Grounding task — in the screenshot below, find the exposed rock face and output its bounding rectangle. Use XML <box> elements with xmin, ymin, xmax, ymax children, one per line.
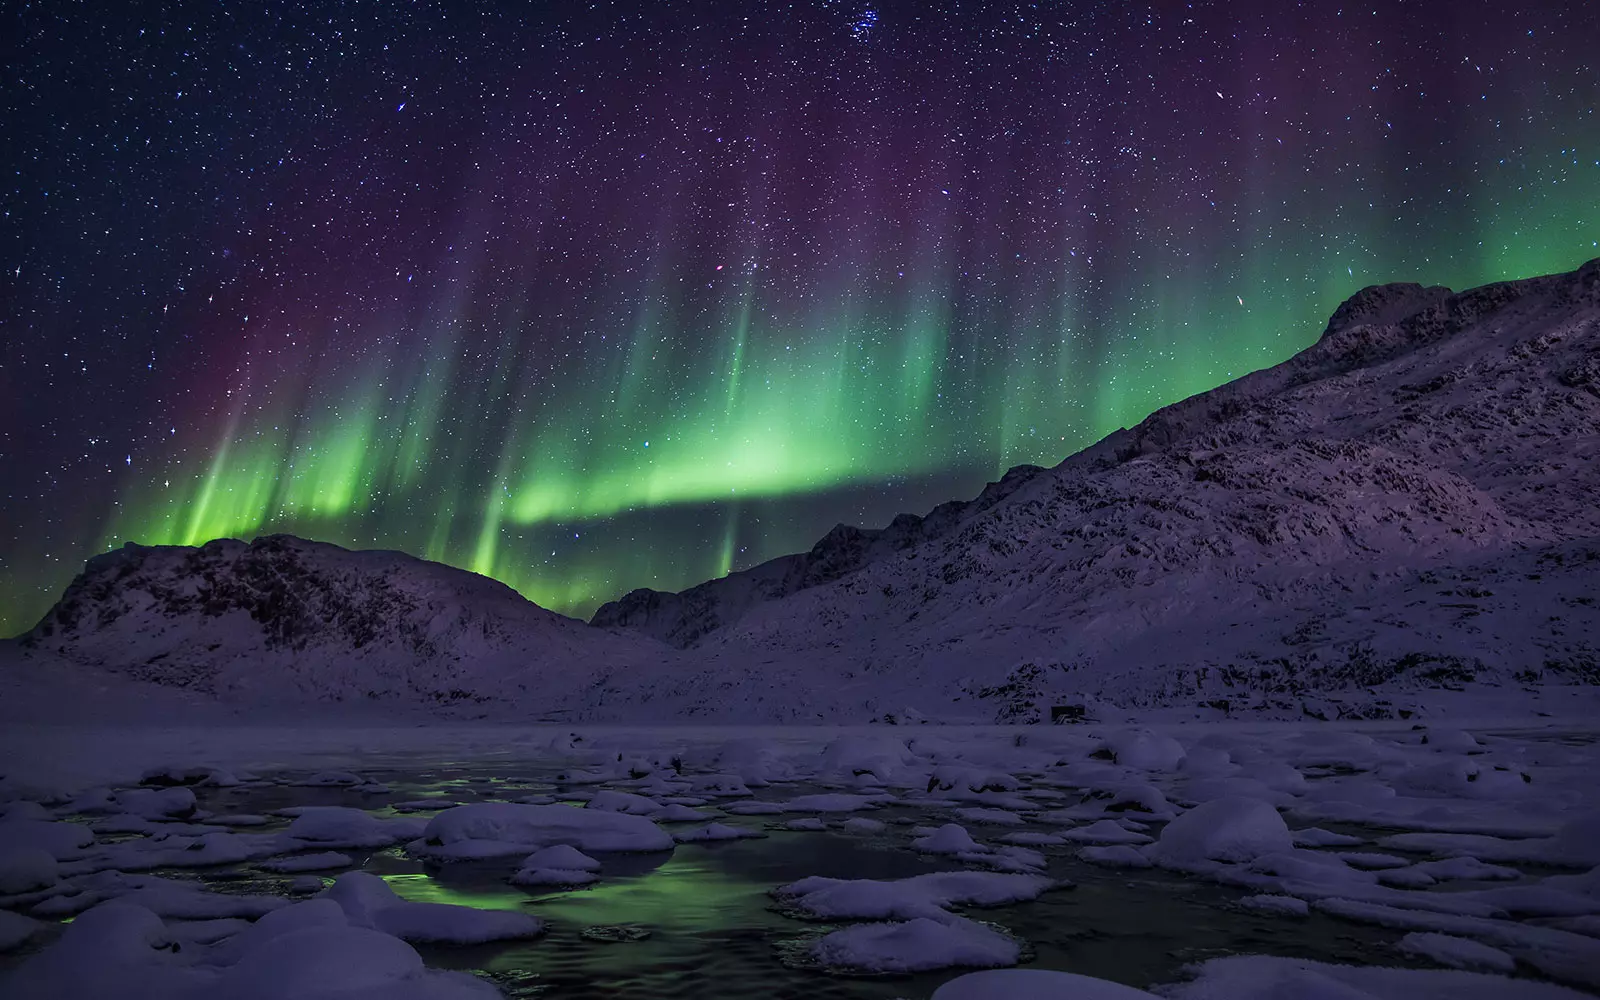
<box><xmin>23</xmin><ymin>534</ymin><xmax>664</xmax><ymax>708</ymax></box>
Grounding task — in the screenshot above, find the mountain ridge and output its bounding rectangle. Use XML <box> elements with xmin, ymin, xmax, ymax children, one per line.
<box><xmin>13</xmin><ymin>257</ymin><xmax>1600</xmax><ymax>722</ymax></box>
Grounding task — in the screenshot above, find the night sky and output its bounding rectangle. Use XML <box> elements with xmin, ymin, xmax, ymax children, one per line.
<box><xmin>3</xmin><ymin>1</ymin><xmax>1597</xmax><ymax>636</ymax></box>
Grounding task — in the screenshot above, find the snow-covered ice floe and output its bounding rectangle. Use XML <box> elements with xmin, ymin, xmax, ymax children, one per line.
<box><xmin>1</xmin><ymin>719</ymin><xmax>1598</xmax><ymax>996</ymax></box>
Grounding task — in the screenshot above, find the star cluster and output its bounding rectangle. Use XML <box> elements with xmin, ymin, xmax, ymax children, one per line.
<box><xmin>2</xmin><ymin>1</ymin><xmax>1596</xmax><ymax>634</ymax></box>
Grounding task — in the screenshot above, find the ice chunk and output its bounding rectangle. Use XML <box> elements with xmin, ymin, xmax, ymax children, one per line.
<box><xmin>1148</xmin><ymin>797</ymin><xmax>1292</xmax><ymax>866</ymax></box>
<box><xmin>284</xmin><ymin>806</ymin><xmax>425</xmax><ymax>848</ymax></box>
<box><xmin>934</xmin><ymin>968</ymin><xmax>1159</xmax><ymax>998</ymax></box>
<box><xmin>650</xmin><ymin>803</ymin><xmax>712</xmax><ymax>822</ymax></box>
<box><xmin>913</xmin><ymin>823</ymin><xmax>983</xmax><ymax>854</ymax></box>
<box><xmin>1399</xmin><ymin>932</ymin><xmax>1516</xmax><ymax>972</ymax></box>
<box><xmin>818</xmin><ymin>735</ymin><xmax>920</xmax><ymax>784</ymax></box>
<box><xmin>775</xmin><ymin>870</ymin><xmax>1056</xmax><ymax>921</ymax></box>
<box><xmin>0</xmin><ymin>909</ymin><xmax>43</xmax><ymax>952</ymax></box>
<box><xmin>1078</xmin><ymin>845</ymin><xmax>1154</xmax><ymax>869</ymax></box>
<box><xmin>215</xmin><ymin>923</ymin><xmax>498</xmax><ymax>999</ymax></box>
<box><xmin>1097</xmin><ymin>729</ymin><xmax>1186</xmax><ymax>771</ymax></box>
<box><xmin>324</xmin><ymin>871</ymin><xmax>544</xmax><ymax>944</ymax></box>
<box><xmin>0</xmin><ymin>847</ymin><xmax>58</xmax><ymax>893</ymax></box>
<box><xmin>584</xmin><ymin>790</ymin><xmax>663</xmax><ymax>815</ymax></box>
<box><xmin>1238</xmin><ymin>894</ymin><xmax>1310</xmax><ymax>916</ymax></box>
<box><xmin>111</xmin><ymin>787</ymin><xmax>198</xmax><ymax>819</ymax></box>
<box><xmin>0</xmin><ymin>819</ymin><xmax>93</xmax><ymax>859</ymax></box>
<box><xmin>520</xmin><ymin>844</ymin><xmax>602</xmax><ymax>872</ymax></box>
<box><xmin>0</xmin><ymin>901</ymin><xmax>208</xmax><ymax>996</ymax></box>
<box><xmin>1420</xmin><ymin>729</ymin><xmax>1482</xmax><ymax>753</ymax></box>
<box><xmin>1060</xmin><ymin>819</ymin><xmax>1154</xmax><ymax>845</ymax></box>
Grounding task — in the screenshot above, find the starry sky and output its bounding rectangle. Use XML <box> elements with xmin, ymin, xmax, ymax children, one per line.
<box><xmin>2</xmin><ymin>1</ymin><xmax>1597</xmax><ymax>636</ymax></box>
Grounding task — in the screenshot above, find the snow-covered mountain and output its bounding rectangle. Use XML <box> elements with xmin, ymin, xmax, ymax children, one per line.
<box><xmin>14</xmin><ymin>258</ymin><xmax>1600</xmax><ymax>722</ymax></box>
<box><xmin>19</xmin><ymin>534</ymin><xmax>668</xmax><ymax>712</ymax></box>
<box><xmin>587</xmin><ymin>258</ymin><xmax>1600</xmax><ymax>720</ymax></box>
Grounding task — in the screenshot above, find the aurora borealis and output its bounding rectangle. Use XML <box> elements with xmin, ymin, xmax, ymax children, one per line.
<box><xmin>2</xmin><ymin>2</ymin><xmax>1597</xmax><ymax>636</ymax></box>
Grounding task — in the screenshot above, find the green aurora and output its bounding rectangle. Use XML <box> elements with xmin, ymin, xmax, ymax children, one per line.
<box><xmin>3</xmin><ymin>1</ymin><xmax>1597</xmax><ymax>636</ymax></box>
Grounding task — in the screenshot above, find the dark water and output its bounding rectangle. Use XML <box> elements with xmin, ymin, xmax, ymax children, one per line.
<box><xmin>119</xmin><ymin>763</ymin><xmax>1429</xmax><ymax>999</ymax></box>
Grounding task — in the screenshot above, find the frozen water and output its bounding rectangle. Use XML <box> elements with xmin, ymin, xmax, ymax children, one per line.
<box><xmin>1</xmin><ymin>719</ymin><xmax>1597</xmax><ymax>998</ymax></box>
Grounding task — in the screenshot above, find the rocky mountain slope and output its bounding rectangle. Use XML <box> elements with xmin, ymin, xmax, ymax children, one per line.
<box><xmin>13</xmin><ymin>259</ymin><xmax>1600</xmax><ymax>722</ymax></box>
<box><xmin>587</xmin><ymin>258</ymin><xmax>1600</xmax><ymax>720</ymax></box>
<box><xmin>19</xmin><ymin>534</ymin><xmax>668</xmax><ymax>711</ymax></box>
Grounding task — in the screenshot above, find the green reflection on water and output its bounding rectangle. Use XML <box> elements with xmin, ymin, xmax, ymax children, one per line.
<box><xmin>379</xmin><ymin>850</ymin><xmax>772</xmax><ymax>932</ymax></box>
<box><xmin>381</xmin><ymin>873</ymin><xmax>542</xmax><ymax>913</ymax></box>
<box><xmin>522</xmin><ymin>854</ymin><xmax>771</xmax><ymax>932</ymax></box>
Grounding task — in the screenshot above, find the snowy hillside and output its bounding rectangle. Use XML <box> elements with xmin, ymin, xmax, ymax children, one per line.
<box><xmin>12</xmin><ymin>259</ymin><xmax>1600</xmax><ymax>722</ymax></box>
<box><xmin>18</xmin><ymin>535</ymin><xmax>668</xmax><ymax>711</ymax></box>
<box><xmin>589</xmin><ymin>258</ymin><xmax>1600</xmax><ymax>721</ymax></box>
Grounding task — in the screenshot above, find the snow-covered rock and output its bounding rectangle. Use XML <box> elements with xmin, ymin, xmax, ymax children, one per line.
<box><xmin>0</xmin><ymin>897</ymin><xmax>500</xmax><ymax>1000</ymax></box>
<box><xmin>22</xmin><ymin>533</ymin><xmax>667</xmax><ymax>709</ymax></box>
<box><xmin>0</xmin><ymin>819</ymin><xmax>93</xmax><ymax>859</ymax></box>
<box><xmin>774</xmin><ymin>870</ymin><xmax>1056</xmax><ymax>921</ymax></box>
<box><xmin>0</xmin><ymin>909</ymin><xmax>43</xmax><ymax>952</ymax></box>
<box><xmin>1148</xmin><ymin>797</ymin><xmax>1292</xmax><ymax>866</ymax></box>
<box><xmin>284</xmin><ymin>807</ymin><xmax>423</xmax><ymax>848</ymax></box>
<box><xmin>518</xmin><ymin>844</ymin><xmax>601</xmax><ymax>872</ymax></box>
<box><xmin>934</xmin><ymin>969</ymin><xmax>1160</xmax><ymax>999</ymax></box>
<box><xmin>0</xmin><ymin>847</ymin><xmax>58</xmax><ymax>893</ymax></box>
<box><xmin>322</xmin><ymin>871</ymin><xmax>544</xmax><ymax>944</ymax></box>
<box><xmin>913</xmin><ymin>823</ymin><xmax>984</xmax><ymax>854</ymax></box>
<box><xmin>1399</xmin><ymin>932</ymin><xmax>1516</xmax><ymax>972</ymax></box>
